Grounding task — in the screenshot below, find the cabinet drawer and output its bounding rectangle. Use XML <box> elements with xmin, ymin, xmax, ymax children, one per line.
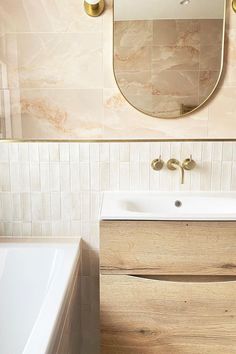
<box><xmin>100</xmin><ymin>221</ymin><xmax>236</xmax><ymax>275</ymax></box>
<box><xmin>101</xmin><ymin>275</ymin><xmax>236</xmax><ymax>354</ymax></box>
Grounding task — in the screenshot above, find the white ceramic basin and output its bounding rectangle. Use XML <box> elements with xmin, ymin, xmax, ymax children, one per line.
<box><xmin>100</xmin><ymin>192</ymin><xmax>236</xmax><ymax>221</ymax></box>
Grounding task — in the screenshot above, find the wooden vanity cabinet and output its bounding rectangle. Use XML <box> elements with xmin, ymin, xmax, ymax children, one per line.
<box><xmin>100</xmin><ymin>221</ymin><xmax>236</xmax><ymax>354</ymax></box>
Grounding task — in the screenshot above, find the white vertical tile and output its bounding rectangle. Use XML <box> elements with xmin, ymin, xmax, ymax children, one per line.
<box><xmin>30</xmin><ymin>163</ymin><xmax>41</xmax><ymax>191</ymax></box>
<box><xmin>31</xmin><ymin>193</ymin><xmax>42</xmax><ymax>221</ymax></box>
<box><xmin>211</xmin><ymin>162</ymin><xmax>222</xmax><ymax>191</ymax></box>
<box><xmin>60</xmin><ymin>144</ymin><xmax>70</xmax><ymax>161</ymax></box>
<box><xmin>40</xmin><ymin>162</ymin><xmax>50</xmax><ymax>192</ymax></box>
<box><xmin>0</xmin><ymin>163</ymin><xmax>10</xmax><ymax>191</ymax></box>
<box><xmin>212</xmin><ymin>142</ymin><xmax>223</xmax><ymax>161</ymax></box>
<box><xmin>80</xmin><ymin>163</ymin><xmax>90</xmax><ymax>191</ymax></box>
<box><xmin>90</xmin><ymin>144</ymin><xmax>100</xmax><ymax>163</ymax></box>
<box><xmin>29</xmin><ymin>144</ymin><xmax>39</xmax><ymax>162</ymax></box>
<box><xmin>119</xmin><ymin>162</ymin><xmax>130</xmax><ymax>190</ymax></box>
<box><xmin>0</xmin><ymin>143</ymin><xmax>9</xmax><ymax>162</ymax></box>
<box><xmin>60</xmin><ymin>162</ymin><xmax>71</xmax><ymax>192</ymax></box>
<box><xmin>49</xmin><ymin>143</ymin><xmax>60</xmax><ymax>161</ymax></box>
<box><xmin>222</xmin><ymin>142</ymin><xmax>233</xmax><ymax>161</ymax></box>
<box><xmin>70</xmin><ymin>163</ymin><xmax>80</xmax><ymax>192</ymax></box>
<box><xmin>50</xmin><ymin>192</ymin><xmax>61</xmax><ymax>220</ymax></box>
<box><xmin>80</xmin><ymin>144</ymin><xmax>90</xmax><ymax>162</ymax></box>
<box><xmin>49</xmin><ymin>162</ymin><xmax>60</xmax><ymax>192</ymax></box>
<box><xmin>100</xmin><ymin>162</ymin><xmax>110</xmax><ymax>191</ymax></box>
<box><xmin>221</xmin><ymin>162</ymin><xmax>232</xmax><ymax>191</ymax></box>
<box><xmin>9</xmin><ymin>144</ymin><xmax>19</xmax><ymax>161</ymax></box>
<box><xmin>21</xmin><ymin>193</ymin><xmax>31</xmax><ymax>221</ymax></box>
<box><xmin>10</xmin><ymin>162</ymin><xmax>20</xmax><ymax>192</ymax></box>
<box><xmin>12</xmin><ymin>193</ymin><xmax>21</xmax><ymax>221</ymax></box>
<box><xmin>19</xmin><ymin>162</ymin><xmax>30</xmax><ymax>192</ymax></box>
<box><xmin>119</xmin><ymin>143</ymin><xmax>130</xmax><ymax>162</ymax></box>
<box><xmin>39</xmin><ymin>144</ymin><xmax>50</xmax><ymax>162</ymax></box>
<box><xmin>100</xmin><ymin>143</ymin><xmax>109</xmax><ymax>162</ymax></box>
<box><xmin>18</xmin><ymin>144</ymin><xmax>29</xmax><ymax>161</ymax></box>
<box><xmin>69</xmin><ymin>144</ymin><xmax>80</xmax><ymax>162</ymax></box>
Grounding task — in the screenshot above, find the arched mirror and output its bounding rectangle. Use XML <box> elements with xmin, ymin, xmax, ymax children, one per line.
<box><xmin>113</xmin><ymin>0</ymin><xmax>226</xmax><ymax>119</ymax></box>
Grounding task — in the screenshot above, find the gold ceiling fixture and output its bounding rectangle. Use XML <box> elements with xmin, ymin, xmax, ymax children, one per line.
<box><xmin>84</xmin><ymin>0</ymin><xmax>105</xmax><ymax>17</ymax></box>
<box><xmin>233</xmin><ymin>0</ymin><xmax>236</xmax><ymax>13</ymax></box>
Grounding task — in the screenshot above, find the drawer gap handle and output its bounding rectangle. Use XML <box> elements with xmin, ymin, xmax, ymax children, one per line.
<box><xmin>131</xmin><ymin>275</ymin><xmax>236</xmax><ymax>283</ymax></box>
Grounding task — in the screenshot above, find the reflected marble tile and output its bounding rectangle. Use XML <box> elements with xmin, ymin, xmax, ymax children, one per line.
<box><xmin>199</xmin><ymin>71</ymin><xmax>220</xmax><ymax>103</ymax></box>
<box><xmin>152</xmin><ymin>70</ymin><xmax>199</xmax><ymax>98</ymax></box>
<box><xmin>2</xmin><ymin>33</ymin><xmax>102</xmax><ymax>89</ymax></box>
<box><xmin>176</xmin><ymin>20</ymin><xmax>200</xmax><ymax>48</ymax></box>
<box><xmin>115</xmin><ymin>71</ymin><xmax>152</xmax><ymax>97</ymax></box>
<box><xmin>114</xmin><ymin>46</ymin><xmax>151</xmax><ymax>72</ymax></box>
<box><xmin>114</xmin><ymin>20</ymin><xmax>153</xmax><ymax>48</ymax></box>
<box><xmin>0</xmin><ymin>0</ymin><xmax>102</xmax><ymax>33</ymax></box>
<box><xmin>152</xmin><ymin>46</ymin><xmax>199</xmax><ymax>71</ymax></box>
<box><xmin>200</xmin><ymin>45</ymin><xmax>222</xmax><ymax>71</ymax></box>
<box><xmin>200</xmin><ymin>20</ymin><xmax>224</xmax><ymax>45</ymax></box>
<box><xmin>153</xmin><ymin>20</ymin><xmax>200</xmax><ymax>48</ymax></box>
<box><xmin>10</xmin><ymin>89</ymin><xmax>104</xmax><ymax>139</ymax></box>
<box><xmin>152</xmin><ymin>95</ymin><xmax>199</xmax><ymax>119</ymax></box>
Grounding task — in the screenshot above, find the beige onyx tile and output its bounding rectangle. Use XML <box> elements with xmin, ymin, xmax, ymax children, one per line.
<box><xmin>223</xmin><ymin>29</ymin><xmax>236</xmax><ymax>86</ymax></box>
<box><xmin>152</xmin><ymin>69</ymin><xmax>199</xmax><ymax>98</ymax></box>
<box><xmin>199</xmin><ymin>71</ymin><xmax>220</xmax><ymax>103</ymax></box>
<box><xmin>103</xmin><ymin>0</ymin><xmax>117</xmax><ymax>89</ymax></box>
<box><xmin>152</xmin><ymin>46</ymin><xmax>199</xmax><ymax>71</ymax></box>
<box><xmin>208</xmin><ymin>86</ymin><xmax>236</xmax><ymax>138</ymax></box>
<box><xmin>5</xmin><ymin>33</ymin><xmax>102</xmax><ymax>89</ymax></box>
<box><xmin>114</xmin><ymin>46</ymin><xmax>151</xmax><ymax>72</ymax></box>
<box><xmin>200</xmin><ymin>45</ymin><xmax>223</xmax><ymax>71</ymax></box>
<box><xmin>0</xmin><ymin>0</ymin><xmax>102</xmax><ymax>33</ymax></box>
<box><xmin>200</xmin><ymin>19</ymin><xmax>224</xmax><ymax>45</ymax></box>
<box><xmin>226</xmin><ymin>0</ymin><xmax>236</xmax><ymax>30</ymax></box>
<box><xmin>114</xmin><ymin>20</ymin><xmax>153</xmax><ymax>48</ymax></box>
<box><xmin>115</xmin><ymin>71</ymin><xmax>152</xmax><ymax>97</ymax></box>
<box><xmin>103</xmin><ymin>88</ymin><xmax>208</xmax><ymax>139</ymax></box>
<box><xmin>13</xmin><ymin>89</ymin><xmax>104</xmax><ymax>140</ymax></box>
<box><xmin>0</xmin><ymin>33</ymin><xmax>20</xmax><ymax>90</ymax></box>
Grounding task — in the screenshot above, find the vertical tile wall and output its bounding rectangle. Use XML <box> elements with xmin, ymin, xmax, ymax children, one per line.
<box><xmin>0</xmin><ymin>141</ymin><xmax>236</xmax><ymax>352</ymax></box>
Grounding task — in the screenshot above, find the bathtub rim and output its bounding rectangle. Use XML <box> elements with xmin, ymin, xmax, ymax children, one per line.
<box><xmin>0</xmin><ymin>237</ymin><xmax>81</xmax><ymax>354</ymax></box>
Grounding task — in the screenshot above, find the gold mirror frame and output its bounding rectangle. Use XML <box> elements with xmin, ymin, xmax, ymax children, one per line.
<box><xmin>112</xmin><ymin>0</ymin><xmax>227</xmax><ymax>120</ymax></box>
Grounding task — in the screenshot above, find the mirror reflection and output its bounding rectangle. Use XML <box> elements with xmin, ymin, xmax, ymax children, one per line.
<box><xmin>114</xmin><ymin>0</ymin><xmax>226</xmax><ymax>118</ymax></box>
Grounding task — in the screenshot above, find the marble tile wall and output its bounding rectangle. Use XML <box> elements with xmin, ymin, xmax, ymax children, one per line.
<box><xmin>114</xmin><ymin>19</ymin><xmax>223</xmax><ymax>118</ymax></box>
<box><xmin>0</xmin><ymin>0</ymin><xmax>235</xmax><ymax>139</ymax></box>
<box><xmin>0</xmin><ymin>140</ymin><xmax>236</xmax><ymax>352</ymax></box>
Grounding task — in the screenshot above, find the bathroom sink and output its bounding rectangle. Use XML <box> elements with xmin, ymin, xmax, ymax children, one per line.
<box><xmin>100</xmin><ymin>192</ymin><xmax>236</xmax><ymax>221</ymax></box>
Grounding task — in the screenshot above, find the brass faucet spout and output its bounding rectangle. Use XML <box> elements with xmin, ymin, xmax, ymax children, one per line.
<box><xmin>167</xmin><ymin>159</ymin><xmax>185</xmax><ymax>185</ymax></box>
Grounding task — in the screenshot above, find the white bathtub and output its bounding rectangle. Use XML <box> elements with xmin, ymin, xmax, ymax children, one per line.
<box><xmin>0</xmin><ymin>241</ymin><xmax>80</xmax><ymax>354</ymax></box>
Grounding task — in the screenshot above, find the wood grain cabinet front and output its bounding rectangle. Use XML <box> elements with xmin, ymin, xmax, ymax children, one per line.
<box><xmin>100</xmin><ymin>221</ymin><xmax>236</xmax><ymax>275</ymax></box>
<box><xmin>101</xmin><ymin>275</ymin><xmax>236</xmax><ymax>354</ymax></box>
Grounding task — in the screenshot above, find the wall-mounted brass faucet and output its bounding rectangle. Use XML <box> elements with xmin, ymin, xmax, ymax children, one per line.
<box><xmin>151</xmin><ymin>155</ymin><xmax>196</xmax><ymax>184</ymax></box>
<box><xmin>167</xmin><ymin>155</ymin><xmax>196</xmax><ymax>184</ymax></box>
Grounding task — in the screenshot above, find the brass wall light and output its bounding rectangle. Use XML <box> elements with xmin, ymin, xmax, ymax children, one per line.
<box><xmin>233</xmin><ymin>0</ymin><xmax>236</xmax><ymax>13</ymax></box>
<box><xmin>84</xmin><ymin>0</ymin><xmax>105</xmax><ymax>17</ymax></box>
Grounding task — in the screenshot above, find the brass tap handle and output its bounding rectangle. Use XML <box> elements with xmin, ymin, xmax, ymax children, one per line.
<box><xmin>151</xmin><ymin>156</ymin><xmax>164</xmax><ymax>171</ymax></box>
<box><xmin>182</xmin><ymin>155</ymin><xmax>196</xmax><ymax>171</ymax></box>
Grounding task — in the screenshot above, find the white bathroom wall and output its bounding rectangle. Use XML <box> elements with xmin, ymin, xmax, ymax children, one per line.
<box><xmin>0</xmin><ymin>140</ymin><xmax>236</xmax><ymax>353</ymax></box>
